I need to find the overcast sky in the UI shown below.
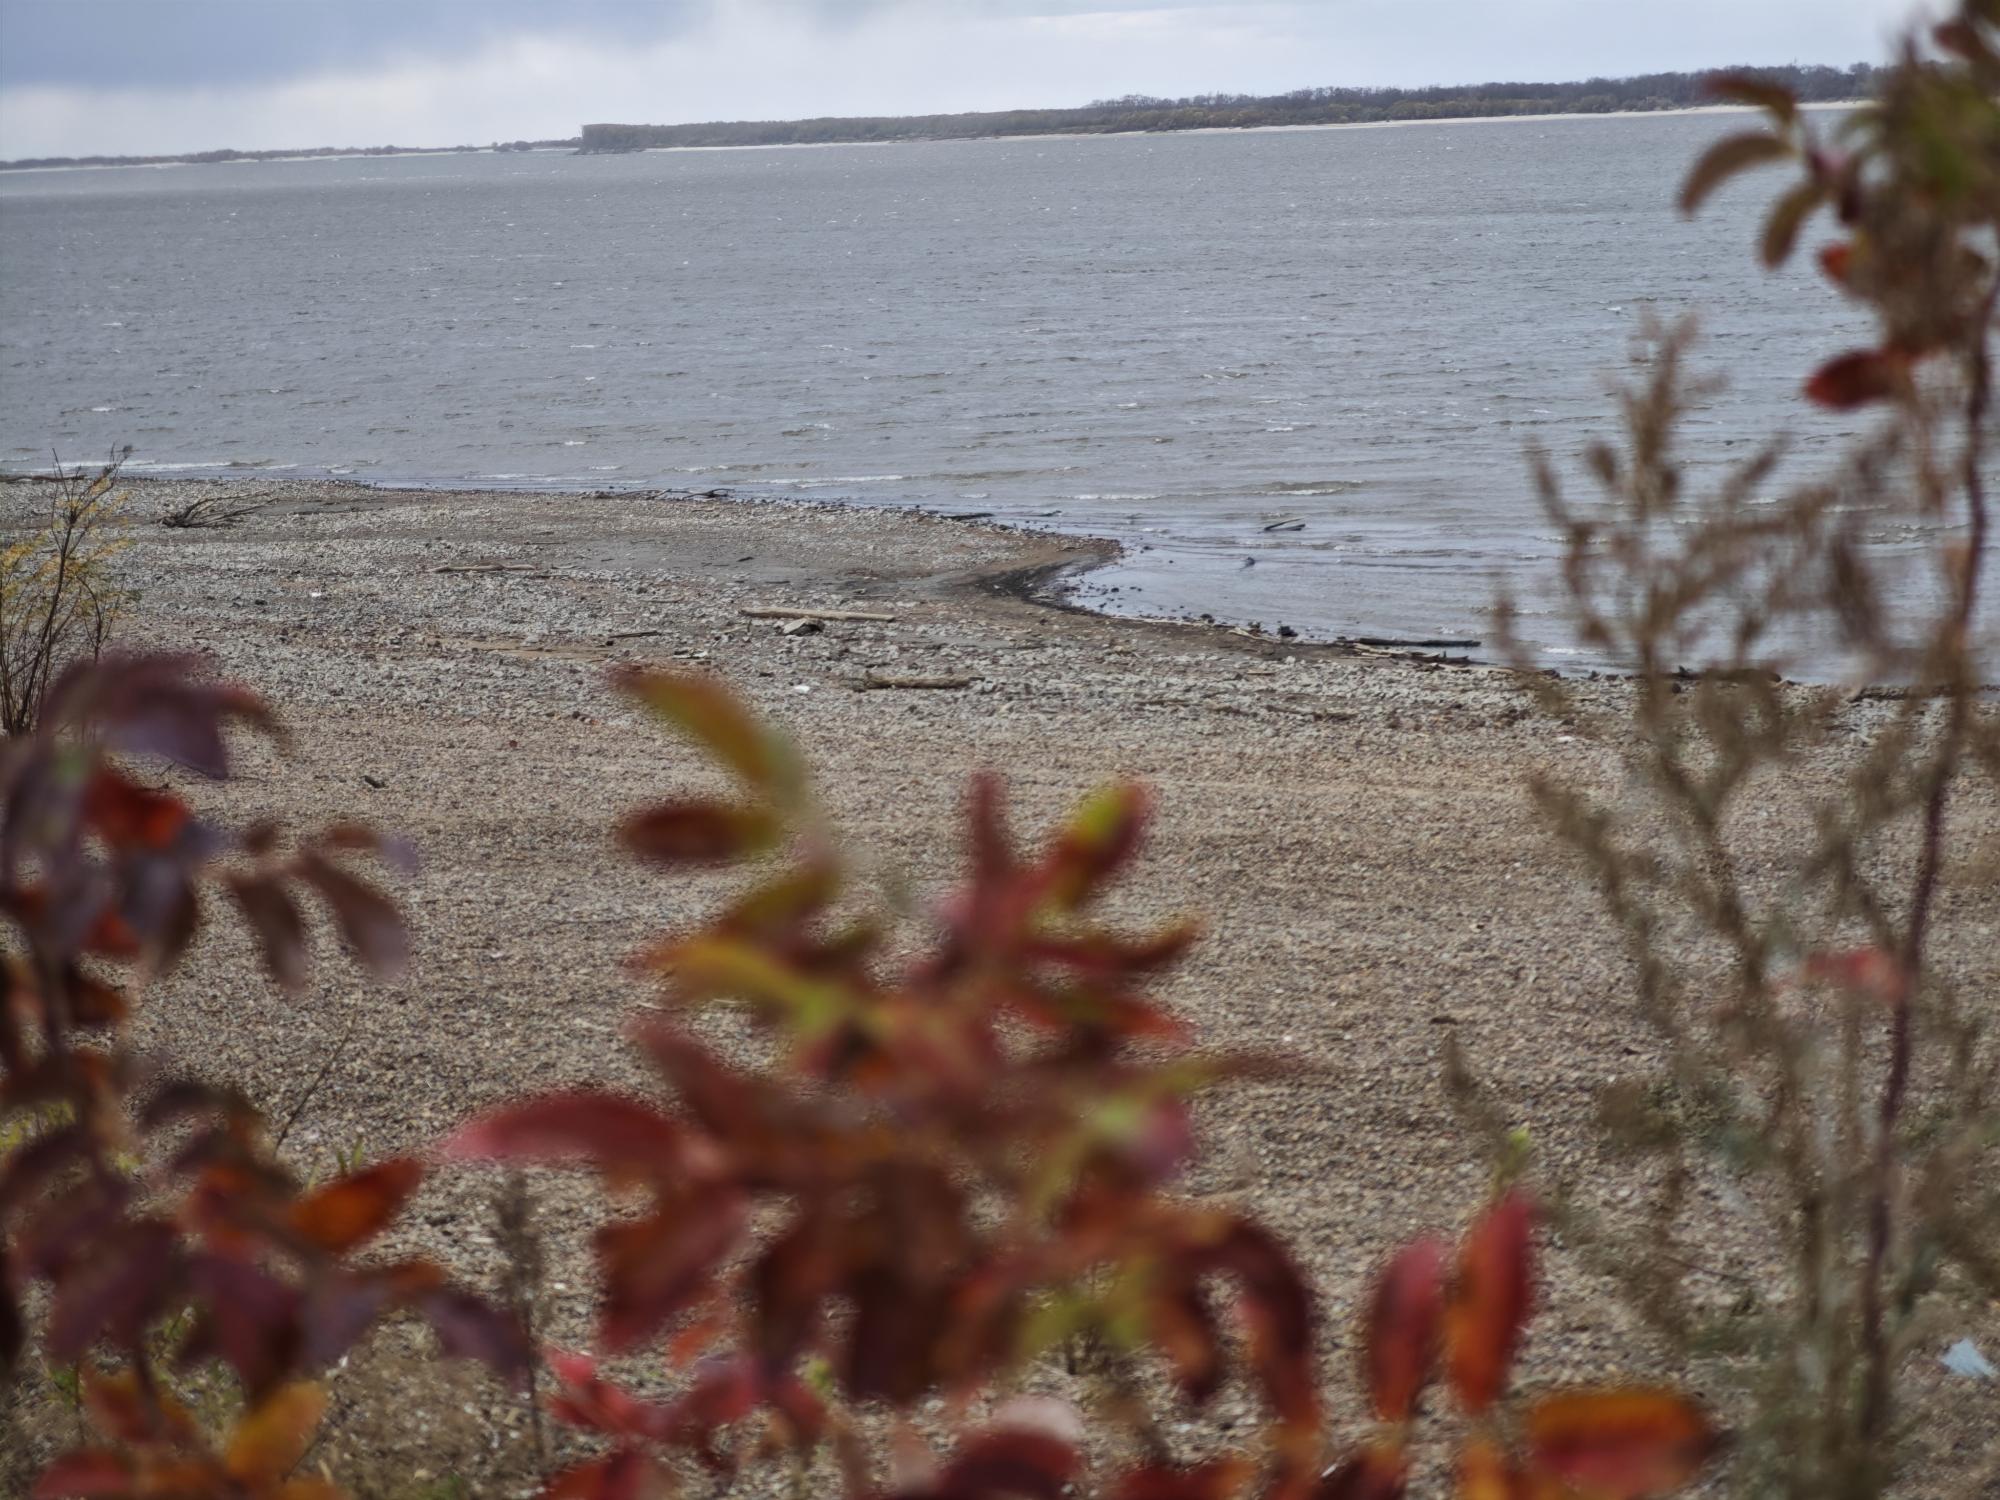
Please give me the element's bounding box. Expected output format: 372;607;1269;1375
0;0;1924;160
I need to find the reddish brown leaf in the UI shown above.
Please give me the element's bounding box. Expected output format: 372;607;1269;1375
1701;72;1800;123
289;1157;424;1254
1197;1217;1320;1430
46;1220;181;1362
418;1287;532;1378
1802;947;1909;1008
1804;348;1910;410
441;1092;685;1179
1525;1388;1719;1497
1760;179;1823;268
1446;1190;1536;1414
226;874;309;992
1364;1235;1447;1421
296;851;406;978
31;1452;137;1499
545;1350;680;1443
1819;241;1854;287
1115;1459;1254;1500
80;1370;198;1447
1456;1436;1528;1500
620;801;781;865
81;769;191;851
543;1451;666;1500
185;1255;304;1397
1678;131;1791;214
67;971;129;1028
223;1382;326;1485
911;1429;1080;1500
596;1200;747;1353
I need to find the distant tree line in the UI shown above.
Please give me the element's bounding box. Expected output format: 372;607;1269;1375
579;63;1879;152
0;139;576;172
1;64;1877;171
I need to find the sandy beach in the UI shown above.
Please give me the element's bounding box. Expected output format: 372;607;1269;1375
5;476;1995;1495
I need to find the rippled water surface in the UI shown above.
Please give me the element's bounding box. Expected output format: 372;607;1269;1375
1;115;1902;658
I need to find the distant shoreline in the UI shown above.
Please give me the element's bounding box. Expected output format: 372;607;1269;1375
591;99;1861;157
0;98;1861;176
2;61;1873;173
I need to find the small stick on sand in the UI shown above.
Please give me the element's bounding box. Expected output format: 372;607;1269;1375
858;672;976;690
742;606;898;623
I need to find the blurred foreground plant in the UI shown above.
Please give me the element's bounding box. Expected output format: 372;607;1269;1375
0;655;526;1497
448;667;1715;1500
1482;7;2000;1495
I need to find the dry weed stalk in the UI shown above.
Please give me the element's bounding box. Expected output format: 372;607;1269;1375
1472;9;2000;1496
0;448;133;735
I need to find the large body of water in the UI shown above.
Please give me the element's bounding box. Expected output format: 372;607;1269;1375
0;114;1898;661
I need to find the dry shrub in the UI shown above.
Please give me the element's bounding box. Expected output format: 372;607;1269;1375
1472;7;2000;1495
0;449;133;735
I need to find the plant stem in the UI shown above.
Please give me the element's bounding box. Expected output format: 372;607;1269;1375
1858;272;1997;1442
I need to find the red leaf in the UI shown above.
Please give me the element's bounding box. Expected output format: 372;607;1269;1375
912;1429;1080;1500
621;801;781;865
1819;241;1854;287
1364;1236;1446;1421
545;1351;680;1444
81;769;191;851
441;1092;685;1179
1525;1388;1719;1497
31;1452;137;1499
1194;1217;1320;1431
289;1157;424;1254
596;1199;746;1353
1446;1190;1536;1414
1802;947;1908;1008
1115;1459;1255;1500
542;1451;665;1500
1804;349;1909;410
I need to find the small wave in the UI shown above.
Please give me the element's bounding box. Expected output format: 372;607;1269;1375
1258;479;1364;496
770;474;907;489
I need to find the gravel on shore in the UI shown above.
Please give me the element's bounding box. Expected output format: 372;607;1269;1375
5;476;1995;1496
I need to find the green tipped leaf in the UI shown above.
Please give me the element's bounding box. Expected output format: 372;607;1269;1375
615;668;806;808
